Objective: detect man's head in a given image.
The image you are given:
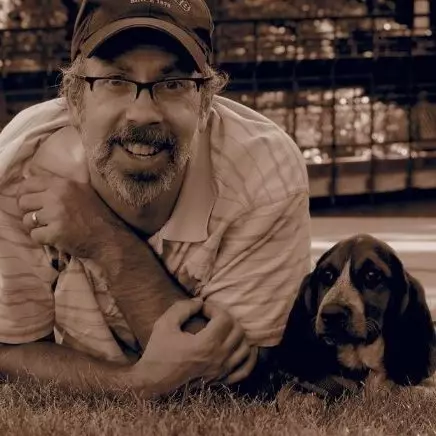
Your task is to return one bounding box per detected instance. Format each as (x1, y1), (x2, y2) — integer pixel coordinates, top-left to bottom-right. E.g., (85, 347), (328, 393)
(62, 0), (227, 208)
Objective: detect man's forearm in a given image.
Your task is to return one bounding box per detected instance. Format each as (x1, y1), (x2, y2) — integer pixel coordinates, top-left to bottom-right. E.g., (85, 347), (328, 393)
(94, 228), (207, 348)
(0, 342), (151, 396)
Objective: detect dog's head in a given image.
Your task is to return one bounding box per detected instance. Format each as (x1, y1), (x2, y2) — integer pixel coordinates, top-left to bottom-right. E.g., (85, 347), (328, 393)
(300, 233), (436, 384)
(308, 234), (407, 346)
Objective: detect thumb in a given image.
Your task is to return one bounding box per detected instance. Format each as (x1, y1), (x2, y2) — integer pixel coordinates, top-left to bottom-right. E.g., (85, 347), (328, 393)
(163, 299), (204, 328)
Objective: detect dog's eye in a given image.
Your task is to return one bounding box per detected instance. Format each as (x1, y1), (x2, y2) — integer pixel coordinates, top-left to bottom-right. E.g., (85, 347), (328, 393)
(319, 268), (337, 287)
(364, 269), (383, 288)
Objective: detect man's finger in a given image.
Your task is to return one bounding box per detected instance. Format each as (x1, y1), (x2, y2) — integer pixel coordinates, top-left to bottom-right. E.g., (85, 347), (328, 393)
(222, 346), (258, 385)
(222, 340), (251, 377)
(198, 303), (233, 342)
(157, 299), (204, 330)
(17, 192), (47, 214)
(220, 323), (245, 357)
(22, 209), (48, 231)
(28, 225), (54, 247)
(18, 176), (49, 196)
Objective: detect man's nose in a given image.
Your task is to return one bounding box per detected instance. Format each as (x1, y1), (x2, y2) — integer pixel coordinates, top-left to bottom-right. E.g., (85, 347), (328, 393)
(125, 89), (164, 125)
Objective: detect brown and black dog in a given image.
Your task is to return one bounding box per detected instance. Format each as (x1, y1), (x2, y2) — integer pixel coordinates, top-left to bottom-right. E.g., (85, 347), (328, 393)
(240, 234), (436, 399)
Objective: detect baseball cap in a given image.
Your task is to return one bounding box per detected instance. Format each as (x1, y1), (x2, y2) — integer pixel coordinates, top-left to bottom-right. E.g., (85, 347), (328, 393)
(71, 0), (214, 73)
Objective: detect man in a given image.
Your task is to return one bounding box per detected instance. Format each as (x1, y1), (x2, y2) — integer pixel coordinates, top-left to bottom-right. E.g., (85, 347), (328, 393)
(0, 0), (311, 397)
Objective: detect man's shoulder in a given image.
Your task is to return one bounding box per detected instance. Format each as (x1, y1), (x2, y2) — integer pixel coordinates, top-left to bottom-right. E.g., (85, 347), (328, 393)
(208, 96), (308, 206)
(0, 98), (74, 187)
(1, 98), (68, 137)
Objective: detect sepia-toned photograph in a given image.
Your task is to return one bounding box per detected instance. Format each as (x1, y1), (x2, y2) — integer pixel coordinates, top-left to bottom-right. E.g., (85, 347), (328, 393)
(0, 0), (435, 434)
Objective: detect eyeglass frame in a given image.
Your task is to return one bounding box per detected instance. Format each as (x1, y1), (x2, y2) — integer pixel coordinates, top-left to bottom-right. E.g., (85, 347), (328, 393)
(73, 75), (212, 102)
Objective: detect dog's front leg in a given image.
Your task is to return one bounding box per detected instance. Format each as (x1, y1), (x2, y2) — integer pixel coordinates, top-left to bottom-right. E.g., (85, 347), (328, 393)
(363, 370), (397, 399)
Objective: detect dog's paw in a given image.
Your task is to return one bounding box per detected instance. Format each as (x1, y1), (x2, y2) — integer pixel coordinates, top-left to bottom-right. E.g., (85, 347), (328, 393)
(363, 371), (397, 399)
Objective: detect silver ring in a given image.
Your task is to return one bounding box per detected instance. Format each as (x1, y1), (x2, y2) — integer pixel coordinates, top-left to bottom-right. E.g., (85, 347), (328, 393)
(31, 211), (40, 227)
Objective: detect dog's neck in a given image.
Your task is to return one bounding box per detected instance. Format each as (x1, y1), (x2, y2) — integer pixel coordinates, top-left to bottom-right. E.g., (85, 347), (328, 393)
(337, 337), (385, 375)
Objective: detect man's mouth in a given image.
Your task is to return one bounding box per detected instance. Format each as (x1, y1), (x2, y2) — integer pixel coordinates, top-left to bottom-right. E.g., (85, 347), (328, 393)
(121, 143), (162, 157)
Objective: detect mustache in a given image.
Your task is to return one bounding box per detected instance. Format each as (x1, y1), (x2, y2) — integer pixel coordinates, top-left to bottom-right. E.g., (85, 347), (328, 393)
(107, 125), (177, 150)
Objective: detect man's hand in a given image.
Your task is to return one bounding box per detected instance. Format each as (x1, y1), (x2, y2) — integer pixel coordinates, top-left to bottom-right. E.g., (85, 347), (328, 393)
(17, 166), (118, 257)
(131, 299), (255, 396)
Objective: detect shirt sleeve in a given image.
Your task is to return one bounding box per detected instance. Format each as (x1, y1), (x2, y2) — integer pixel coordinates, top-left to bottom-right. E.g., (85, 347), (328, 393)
(199, 190), (311, 347)
(0, 98), (69, 185)
(0, 99), (70, 343)
(0, 186), (57, 343)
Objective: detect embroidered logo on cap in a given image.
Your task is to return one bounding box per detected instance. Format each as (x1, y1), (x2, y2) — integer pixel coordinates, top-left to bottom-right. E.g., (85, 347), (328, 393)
(129, 0), (192, 13)
(130, 0), (171, 8)
(173, 0), (191, 12)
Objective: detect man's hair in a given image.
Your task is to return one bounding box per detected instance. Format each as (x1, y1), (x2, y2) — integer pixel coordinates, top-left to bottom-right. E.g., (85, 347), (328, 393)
(60, 55), (229, 118)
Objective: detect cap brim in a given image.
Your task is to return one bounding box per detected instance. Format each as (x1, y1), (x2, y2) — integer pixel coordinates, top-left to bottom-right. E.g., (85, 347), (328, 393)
(79, 17), (207, 73)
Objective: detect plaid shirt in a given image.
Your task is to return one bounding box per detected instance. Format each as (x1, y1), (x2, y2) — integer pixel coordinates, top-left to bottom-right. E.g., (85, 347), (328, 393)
(0, 96), (311, 362)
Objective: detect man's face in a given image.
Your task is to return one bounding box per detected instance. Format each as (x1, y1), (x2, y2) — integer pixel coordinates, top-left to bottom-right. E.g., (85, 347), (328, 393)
(77, 42), (203, 208)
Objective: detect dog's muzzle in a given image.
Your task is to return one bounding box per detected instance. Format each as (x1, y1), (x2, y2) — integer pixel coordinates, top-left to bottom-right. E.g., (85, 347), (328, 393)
(317, 303), (361, 345)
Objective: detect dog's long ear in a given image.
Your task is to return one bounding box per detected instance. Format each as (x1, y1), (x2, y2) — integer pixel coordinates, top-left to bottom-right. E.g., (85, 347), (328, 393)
(384, 270), (436, 385)
(273, 272), (337, 381)
(279, 273), (317, 349)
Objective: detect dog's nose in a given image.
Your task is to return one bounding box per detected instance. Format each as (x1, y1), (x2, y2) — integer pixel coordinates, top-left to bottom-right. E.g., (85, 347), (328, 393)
(320, 304), (350, 327)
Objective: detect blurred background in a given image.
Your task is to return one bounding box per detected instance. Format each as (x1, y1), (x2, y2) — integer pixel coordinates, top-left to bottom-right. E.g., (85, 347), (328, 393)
(0, 0), (435, 209)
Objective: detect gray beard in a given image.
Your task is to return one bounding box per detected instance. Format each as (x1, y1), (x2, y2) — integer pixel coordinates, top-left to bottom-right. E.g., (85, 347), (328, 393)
(87, 143), (191, 208)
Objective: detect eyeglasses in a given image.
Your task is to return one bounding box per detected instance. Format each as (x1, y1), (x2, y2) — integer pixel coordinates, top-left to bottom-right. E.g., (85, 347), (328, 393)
(74, 75), (212, 105)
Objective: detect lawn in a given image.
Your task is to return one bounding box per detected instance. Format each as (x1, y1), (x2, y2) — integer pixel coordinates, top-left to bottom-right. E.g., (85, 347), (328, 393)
(1, 381), (436, 436)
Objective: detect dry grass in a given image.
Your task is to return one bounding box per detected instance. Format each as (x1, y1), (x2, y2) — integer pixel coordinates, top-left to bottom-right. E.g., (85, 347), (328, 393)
(1, 381), (436, 436)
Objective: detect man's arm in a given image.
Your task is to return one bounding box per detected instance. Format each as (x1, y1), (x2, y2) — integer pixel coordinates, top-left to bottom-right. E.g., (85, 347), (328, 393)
(0, 336), (133, 395)
(0, 188), (247, 394)
(86, 227), (259, 384)
(17, 171), (255, 384)
(93, 226), (206, 346)
(0, 300), (248, 396)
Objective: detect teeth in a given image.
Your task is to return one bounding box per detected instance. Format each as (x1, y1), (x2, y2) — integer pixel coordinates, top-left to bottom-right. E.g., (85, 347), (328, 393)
(123, 143), (159, 156)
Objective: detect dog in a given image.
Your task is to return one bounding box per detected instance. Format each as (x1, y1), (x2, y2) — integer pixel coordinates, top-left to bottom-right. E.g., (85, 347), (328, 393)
(240, 234), (436, 399)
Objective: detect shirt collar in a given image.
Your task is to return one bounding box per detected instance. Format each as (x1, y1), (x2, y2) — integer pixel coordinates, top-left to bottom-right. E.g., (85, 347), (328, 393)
(159, 127), (215, 243)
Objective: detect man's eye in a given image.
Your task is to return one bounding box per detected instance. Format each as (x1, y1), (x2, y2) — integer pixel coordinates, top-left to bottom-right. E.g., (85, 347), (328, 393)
(364, 269), (383, 288)
(163, 80), (187, 90)
(319, 268), (337, 287)
(105, 79), (126, 88)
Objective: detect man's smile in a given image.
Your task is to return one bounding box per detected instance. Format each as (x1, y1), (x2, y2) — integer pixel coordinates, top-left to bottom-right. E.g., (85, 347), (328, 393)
(115, 143), (170, 169)
(122, 142), (162, 157)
